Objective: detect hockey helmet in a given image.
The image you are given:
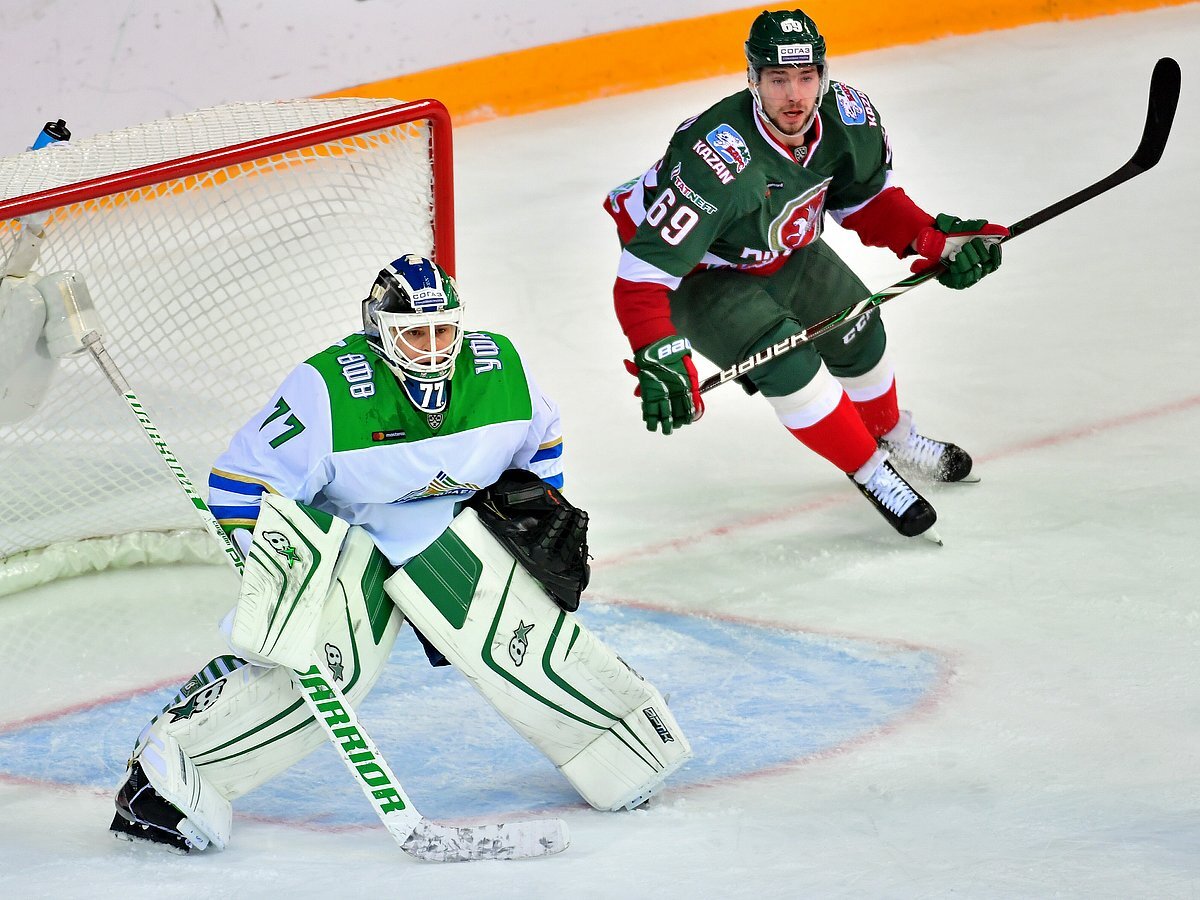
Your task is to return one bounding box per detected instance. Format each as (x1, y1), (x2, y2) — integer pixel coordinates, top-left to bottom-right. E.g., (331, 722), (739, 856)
(363, 254), (464, 381)
(744, 9), (830, 100)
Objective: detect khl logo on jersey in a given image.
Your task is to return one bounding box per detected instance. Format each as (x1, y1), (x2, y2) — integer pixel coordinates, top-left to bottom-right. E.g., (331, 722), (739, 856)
(705, 125), (751, 173)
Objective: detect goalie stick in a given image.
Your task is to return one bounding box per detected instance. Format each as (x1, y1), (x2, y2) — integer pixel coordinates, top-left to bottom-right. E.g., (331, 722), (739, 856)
(699, 56), (1181, 394)
(78, 327), (569, 862)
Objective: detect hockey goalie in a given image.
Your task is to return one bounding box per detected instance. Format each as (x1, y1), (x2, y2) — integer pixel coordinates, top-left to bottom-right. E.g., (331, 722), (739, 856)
(105, 254), (692, 853)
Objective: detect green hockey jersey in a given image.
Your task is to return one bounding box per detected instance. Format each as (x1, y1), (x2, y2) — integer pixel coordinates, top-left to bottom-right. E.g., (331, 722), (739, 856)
(607, 83), (904, 349)
(207, 331), (563, 566)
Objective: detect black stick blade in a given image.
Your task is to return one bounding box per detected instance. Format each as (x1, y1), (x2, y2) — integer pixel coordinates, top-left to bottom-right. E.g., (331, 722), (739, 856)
(1132, 57), (1181, 171)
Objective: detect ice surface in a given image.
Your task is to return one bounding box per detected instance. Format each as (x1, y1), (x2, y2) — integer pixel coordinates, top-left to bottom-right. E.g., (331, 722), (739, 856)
(1, 7), (1198, 898)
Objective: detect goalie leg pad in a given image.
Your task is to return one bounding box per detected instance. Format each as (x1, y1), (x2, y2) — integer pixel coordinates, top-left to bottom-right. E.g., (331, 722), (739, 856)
(558, 679), (691, 810)
(127, 524), (403, 803)
(385, 507), (692, 811)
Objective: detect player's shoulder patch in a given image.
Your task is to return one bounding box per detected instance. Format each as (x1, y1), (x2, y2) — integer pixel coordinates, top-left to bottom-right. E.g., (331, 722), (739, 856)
(673, 92), (754, 186)
(831, 82), (878, 128)
(703, 123), (752, 174)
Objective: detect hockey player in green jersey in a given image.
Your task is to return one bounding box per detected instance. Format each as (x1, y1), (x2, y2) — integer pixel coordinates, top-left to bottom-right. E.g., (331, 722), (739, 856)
(605, 9), (1007, 540)
(206, 253), (566, 566)
(110, 255), (690, 853)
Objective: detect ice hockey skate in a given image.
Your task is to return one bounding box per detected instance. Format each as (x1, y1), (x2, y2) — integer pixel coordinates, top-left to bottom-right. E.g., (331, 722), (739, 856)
(880, 411), (977, 484)
(850, 448), (940, 543)
(109, 762), (200, 854)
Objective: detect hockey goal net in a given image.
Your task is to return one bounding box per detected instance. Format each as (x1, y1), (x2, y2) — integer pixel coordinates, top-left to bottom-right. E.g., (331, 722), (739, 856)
(0, 98), (453, 596)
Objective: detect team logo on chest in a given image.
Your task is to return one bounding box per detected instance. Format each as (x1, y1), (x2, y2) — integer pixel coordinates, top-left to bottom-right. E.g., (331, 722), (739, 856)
(768, 177), (832, 251)
(395, 470), (483, 503)
(427, 412), (443, 430)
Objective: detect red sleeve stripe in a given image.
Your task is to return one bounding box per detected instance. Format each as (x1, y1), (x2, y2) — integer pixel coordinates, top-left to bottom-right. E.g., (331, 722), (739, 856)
(613, 276), (675, 351)
(838, 186), (934, 258)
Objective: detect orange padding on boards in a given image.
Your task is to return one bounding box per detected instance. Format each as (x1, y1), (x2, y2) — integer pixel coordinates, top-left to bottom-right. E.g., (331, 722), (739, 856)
(318, 1), (1190, 124)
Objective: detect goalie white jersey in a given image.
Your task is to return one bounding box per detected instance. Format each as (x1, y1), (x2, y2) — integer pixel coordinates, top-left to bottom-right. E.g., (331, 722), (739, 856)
(207, 330), (564, 566)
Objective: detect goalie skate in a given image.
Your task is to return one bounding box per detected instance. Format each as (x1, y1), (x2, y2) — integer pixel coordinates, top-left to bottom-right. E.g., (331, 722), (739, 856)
(850, 448), (940, 542)
(109, 762), (202, 854)
(881, 411), (976, 483)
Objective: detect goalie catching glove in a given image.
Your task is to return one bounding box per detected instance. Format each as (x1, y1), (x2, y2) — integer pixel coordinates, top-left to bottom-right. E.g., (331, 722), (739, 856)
(466, 469), (590, 611)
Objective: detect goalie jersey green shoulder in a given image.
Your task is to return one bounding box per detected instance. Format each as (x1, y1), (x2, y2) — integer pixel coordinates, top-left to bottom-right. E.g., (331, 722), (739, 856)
(208, 330), (564, 567)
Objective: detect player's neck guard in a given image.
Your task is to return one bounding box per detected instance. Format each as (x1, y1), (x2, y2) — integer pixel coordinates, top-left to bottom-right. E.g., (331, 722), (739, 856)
(400, 374), (451, 416)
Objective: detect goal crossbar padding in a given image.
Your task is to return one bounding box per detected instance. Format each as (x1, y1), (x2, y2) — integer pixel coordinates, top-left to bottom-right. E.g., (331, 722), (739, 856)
(133, 525), (403, 800)
(0, 98), (453, 582)
(385, 508), (692, 810)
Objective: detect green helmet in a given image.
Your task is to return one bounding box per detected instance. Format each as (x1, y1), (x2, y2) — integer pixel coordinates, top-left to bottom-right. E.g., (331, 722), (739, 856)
(745, 9), (829, 96)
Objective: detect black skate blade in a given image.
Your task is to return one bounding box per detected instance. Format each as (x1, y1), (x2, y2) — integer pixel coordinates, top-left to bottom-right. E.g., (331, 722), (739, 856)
(109, 811), (191, 855)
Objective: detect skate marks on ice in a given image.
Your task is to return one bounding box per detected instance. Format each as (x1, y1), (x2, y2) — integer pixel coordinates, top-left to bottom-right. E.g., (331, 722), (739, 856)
(0, 604), (945, 825)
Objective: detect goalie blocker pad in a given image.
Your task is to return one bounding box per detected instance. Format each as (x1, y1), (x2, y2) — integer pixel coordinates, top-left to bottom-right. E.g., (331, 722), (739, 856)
(229, 494), (351, 670)
(385, 507), (691, 811)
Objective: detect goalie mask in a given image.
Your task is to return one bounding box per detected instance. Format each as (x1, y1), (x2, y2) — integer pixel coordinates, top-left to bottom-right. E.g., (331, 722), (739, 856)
(745, 10), (831, 128)
(363, 255), (464, 413)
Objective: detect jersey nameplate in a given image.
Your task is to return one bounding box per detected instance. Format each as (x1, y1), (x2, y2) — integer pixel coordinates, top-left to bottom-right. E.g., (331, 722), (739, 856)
(337, 352), (375, 398)
(466, 332), (503, 374)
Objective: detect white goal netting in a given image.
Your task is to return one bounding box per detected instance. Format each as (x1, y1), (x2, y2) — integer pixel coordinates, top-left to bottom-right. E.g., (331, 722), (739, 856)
(0, 98), (453, 595)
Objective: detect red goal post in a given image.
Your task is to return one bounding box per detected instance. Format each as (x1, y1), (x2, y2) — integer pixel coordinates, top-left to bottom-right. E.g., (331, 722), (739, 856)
(0, 98), (454, 595)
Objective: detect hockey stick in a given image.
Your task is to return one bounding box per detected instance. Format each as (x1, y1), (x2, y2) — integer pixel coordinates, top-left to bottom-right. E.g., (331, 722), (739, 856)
(79, 328), (568, 861)
(699, 56), (1181, 394)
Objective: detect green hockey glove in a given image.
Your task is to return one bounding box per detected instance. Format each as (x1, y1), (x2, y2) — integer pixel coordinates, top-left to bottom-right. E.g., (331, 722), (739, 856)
(623, 336), (705, 435)
(911, 213), (1009, 290)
